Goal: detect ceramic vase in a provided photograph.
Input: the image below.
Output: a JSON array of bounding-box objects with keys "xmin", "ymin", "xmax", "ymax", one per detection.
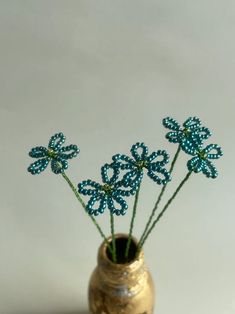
[{"xmin": 88, "ymin": 233, "xmax": 155, "ymax": 314}]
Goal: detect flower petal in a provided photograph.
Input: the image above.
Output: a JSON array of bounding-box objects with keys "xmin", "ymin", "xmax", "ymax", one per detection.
[
  {"xmin": 203, "ymin": 144, "xmax": 223, "ymax": 159},
  {"xmin": 146, "ymin": 150, "xmax": 169, "ymax": 167},
  {"xmin": 197, "ymin": 127, "xmax": 212, "ymax": 141},
  {"xmin": 29, "ymin": 146, "xmax": 48, "ymax": 158},
  {"xmin": 114, "ymin": 181, "xmax": 137, "ymax": 197},
  {"xmin": 181, "ymin": 137, "xmax": 200, "ymax": 155},
  {"xmin": 48, "ymin": 132, "xmax": 66, "ymax": 152},
  {"xmin": 51, "ymin": 157, "xmax": 68, "ymax": 174},
  {"xmin": 107, "ymin": 195, "xmax": 128, "ymax": 216},
  {"xmin": 131, "ymin": 142, "xmax": 148, "ymax": 161},
  {"xmin": 165, "ymin": 131, "xmax": 181, "ymax": 143},
  {"xmin": 147, "ymin": 166, "xmax": 171, "ymax": 185},
  {"xmin": 87, "ymin": 194, "xmax": 107, "ymax": 216},
  {"xmin": 78, "ymin": 180, "xmax": 102, "ymax": 196},
  {"xmin": 183, "ymin": 117, "xmax": 201, "ymax": 130},
  {"xmin": 27, "ymin": 158, "xmax": 50, "ymax": 175},
  {"xmin": 112, "ymin": 154, "xmax": 134, "ymax": 170},
  {"xmin": 59, "ymin": 144, "xmax": 79, "ymax": 159},
  {"xmin": 162, "ymin": 117, "xmax": 180, "ymax": 131},
  {"xmin": 202, "ymin": 160, "xmax": 218, "ymax": 178},
  {"xmin": 101, "ymin": 163, "xmax": 120, "ymax": 185},
  {"xmin": 187, "ymin": 156, "xmax": 205, "ymax": 173},
  {"xmin": 122, "ymin": 169, "xmax": 143, "ymax": 189}
]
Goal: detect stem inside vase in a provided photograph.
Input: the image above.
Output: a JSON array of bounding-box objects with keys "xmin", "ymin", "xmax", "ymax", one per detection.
[{"xmin": 106, "ymin": 236, "xmax": 138, "ymax": 264}]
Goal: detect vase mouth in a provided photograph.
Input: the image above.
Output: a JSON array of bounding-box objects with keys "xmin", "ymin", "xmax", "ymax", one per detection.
[{"xmin": 99, "ymin": 233, "xmax": 144, "ymax": 267}]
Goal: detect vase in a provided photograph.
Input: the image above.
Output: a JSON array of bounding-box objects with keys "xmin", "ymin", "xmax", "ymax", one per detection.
[{"xmin": 88, "ymin": 233, "xmax": 155, "ymax": 314}]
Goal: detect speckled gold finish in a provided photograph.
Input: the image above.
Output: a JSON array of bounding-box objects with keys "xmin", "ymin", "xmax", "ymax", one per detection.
[{"xmin": 88, "ymin": 234, "xmax": 155, "ymax": 314}]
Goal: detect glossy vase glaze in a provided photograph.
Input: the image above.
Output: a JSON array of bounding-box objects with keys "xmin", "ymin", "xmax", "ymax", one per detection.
[{"xmin": 88, "ymin": 234, "xmax": 155, "ymax": 314}]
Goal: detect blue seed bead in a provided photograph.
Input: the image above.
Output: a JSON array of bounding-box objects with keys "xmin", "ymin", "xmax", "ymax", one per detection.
[{"xmin": 112, "ymin": 154, "xmax": 121, "ymax": 161}]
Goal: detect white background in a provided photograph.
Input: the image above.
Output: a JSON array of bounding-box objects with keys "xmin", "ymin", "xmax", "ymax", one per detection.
[{"xmin": 0, "ymin": 1, "xmax": 234, "ymax": 314}]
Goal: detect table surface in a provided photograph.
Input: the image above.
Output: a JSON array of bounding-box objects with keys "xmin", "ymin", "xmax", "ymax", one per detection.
[{"xmin": 0, "ymin": 1, "xmax": 234, "ymax": 314}]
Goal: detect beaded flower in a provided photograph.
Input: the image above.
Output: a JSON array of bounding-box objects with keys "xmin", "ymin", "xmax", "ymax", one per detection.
[
  {"xmin": 163, "ymin": 117, "xmax": 211, "ymax": 155},
  {"xmin": 187, "ymin": 144, "xmax": 223, "ymax": 178},
  {"xmin": 112, "ymin": 142, "xmax": 171, "ymax": 190},
  {"xmin": 28, "ymin": 132, "xmax": 79, "ymax": 175},
  {"xmin": 78, "ymin": 163, "xmax": 136, "ymax": 216}
]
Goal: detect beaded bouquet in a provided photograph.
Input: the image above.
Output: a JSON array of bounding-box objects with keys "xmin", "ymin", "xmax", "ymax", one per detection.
[{"xmin": 27, "ymin": 117, "xmax": 223, "ymax": 263}]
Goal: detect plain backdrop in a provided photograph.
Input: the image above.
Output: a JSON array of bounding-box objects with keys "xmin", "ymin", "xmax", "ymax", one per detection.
[{"xmin": 0, "ymin": 1, "xmax": 234, "ymax": 314}]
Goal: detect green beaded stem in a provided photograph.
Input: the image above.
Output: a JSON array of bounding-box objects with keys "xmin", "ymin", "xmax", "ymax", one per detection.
[
  {"xmin": 61, "ymin": 172, "xmax": 112, "ymax": 254},
  {"xmin": 138, "ymin": 171, "xmax": 192, "ymax": 251},
  {"xmin": 125, "ymin": 185, "xmax": 141, "ymax": 259},
  {"xmin": 138, "ymin": 145, "xmax": 181, "ymax": 246},
  {"xmin": 110, "ymin": 211, "xmax": 117, "ymax": 263}
]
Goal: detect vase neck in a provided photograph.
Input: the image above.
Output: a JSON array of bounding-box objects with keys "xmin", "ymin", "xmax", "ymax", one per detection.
[{"xmin": 97, "ymin": 234, "xmax": 145, "ymax": 282}]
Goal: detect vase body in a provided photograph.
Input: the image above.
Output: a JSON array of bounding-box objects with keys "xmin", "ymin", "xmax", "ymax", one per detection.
[{"xmin": 88, "ymin": 234, "xmax": 155, "ymax": 314}]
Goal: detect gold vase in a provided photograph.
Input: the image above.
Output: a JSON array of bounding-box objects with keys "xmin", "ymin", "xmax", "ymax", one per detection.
[{"xmin": 88, "ymin": 234, "xmax": 155, "ymax": 314}]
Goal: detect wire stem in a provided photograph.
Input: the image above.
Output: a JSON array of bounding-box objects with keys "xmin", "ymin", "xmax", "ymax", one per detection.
[
  {"xmin": 61, "ymin": 172, "xmax": 112, "ymax": 254},
  {"xmin": 125, "ymin": 185, "xmax": 141, "ymax": 259},
  {"xmin": 110, "ymin": 212, "xmax": 117, "ymax": 263},
  {"xmin": 138, "ymin": 145, "xmax": 181, "ymax": 246},
  {"xmin": 138, "ymin": 171, "xmax": 192, "ymax": 251}
]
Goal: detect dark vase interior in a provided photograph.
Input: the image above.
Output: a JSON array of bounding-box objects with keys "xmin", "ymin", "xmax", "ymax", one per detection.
[{"xmin": 106, "ymin": 236, "xmax": 138, "ymax": 264}]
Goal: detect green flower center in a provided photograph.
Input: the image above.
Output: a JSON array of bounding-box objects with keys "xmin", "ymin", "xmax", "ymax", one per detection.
[
  {"xmin": 183, "ymin": 128, "xmax": 190, "ymax": 137},
  {"xmin": 135, "ymin": 160, "xmax": 148, "ymax": 169},
  {"xmin": 102, "ymin": 184, "xmax": 113, "ymax": 195},
  {"xmin": 47, "ymin": 148, "xmax": 58, "ymax": 158},
  {"xmin": 198, "ymin": 150, "xmax": 207, "ymax": 160}
]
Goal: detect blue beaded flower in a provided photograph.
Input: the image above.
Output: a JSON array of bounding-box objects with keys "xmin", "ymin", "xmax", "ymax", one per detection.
[
  {"xmin": 28, "ymin": 132, "xmax": 79, "ymax": 175},
  {"xmin": 163, "ymin": 117, "xmax": 211, "ymax": 155},
  {"xmin": 78, "ymin": 164, "xmax": 136, "ymax": 216},
  {"xmin": 187, "ymin": 144, "xmax": 223, "ymax": 178},
  {"xmin": 112, "ymin": 142, "xmax": 171, "ymax": 190}
]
